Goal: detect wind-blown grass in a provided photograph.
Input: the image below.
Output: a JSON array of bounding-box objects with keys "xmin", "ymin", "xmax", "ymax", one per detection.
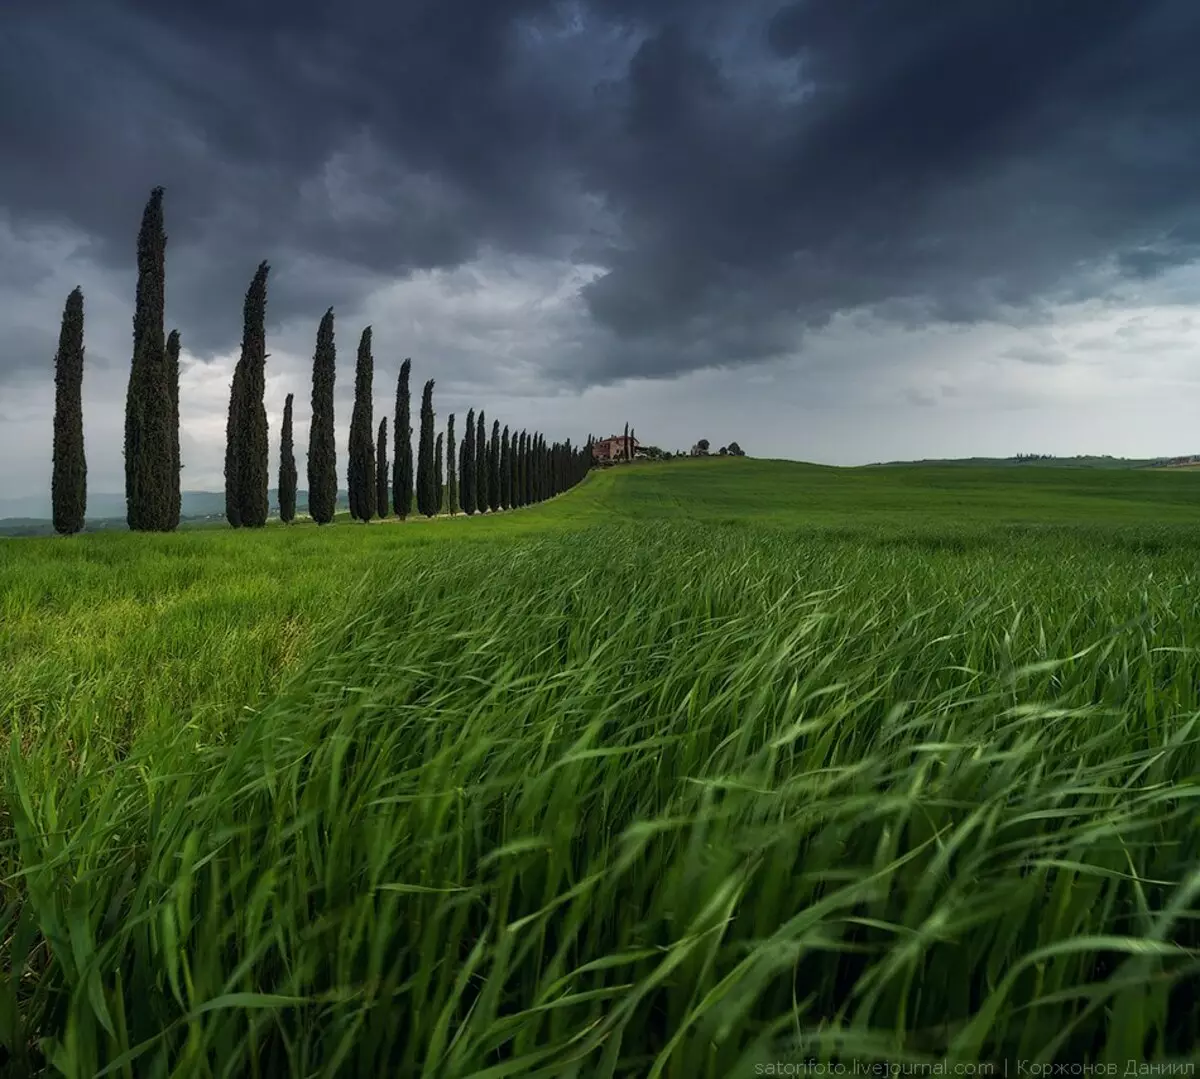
[{"xmin": 5, "ymin": 488, "xmax": 1200, "ymax": 1075}]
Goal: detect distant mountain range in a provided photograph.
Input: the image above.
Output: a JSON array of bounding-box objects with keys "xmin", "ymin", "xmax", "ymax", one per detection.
[{"xmin": 0, "ymin": 490, "xmax": 351, "ymax": 537}]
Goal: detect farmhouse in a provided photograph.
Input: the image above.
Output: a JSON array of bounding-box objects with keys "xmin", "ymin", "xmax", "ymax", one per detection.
[{"xmin": 592, "ymin": 434, "xmax": 640, "ymax": 462}]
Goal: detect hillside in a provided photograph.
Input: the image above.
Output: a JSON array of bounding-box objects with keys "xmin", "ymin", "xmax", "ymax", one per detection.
[
  {"xmin": 3, "ymin": 458, "xmax": 1199, "ymax": 1071},
  {"xmin": 865, "ymin": 454, "xmax": 1161, "ymax": 469}
]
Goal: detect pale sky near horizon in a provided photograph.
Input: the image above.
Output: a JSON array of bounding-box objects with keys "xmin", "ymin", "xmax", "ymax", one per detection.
[{"xmin": 3, "ymin": 1, "xmax": 1200, "ymax": 499}]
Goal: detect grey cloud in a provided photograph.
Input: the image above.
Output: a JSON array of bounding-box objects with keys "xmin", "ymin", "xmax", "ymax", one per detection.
[
  {"xmin": 1001, "ymin": 346, "xmax": 1069, "ymax": 367},
  {"xmin": 0, "ymin": 0, "xmax": 1199, "ymax": 390}
]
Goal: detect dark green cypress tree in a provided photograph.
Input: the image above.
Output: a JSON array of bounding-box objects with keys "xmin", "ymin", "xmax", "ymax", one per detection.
[
  {"xmin": 521, "ymin": 431, "xmax": 530, "ymax": 507},
  {"xmin": 511, "ymin": 427, "xmax": 520, "ymax": 508},
  {"xmin": 52, "ymin": 287, "xmax": 86, "ymax": 535},
  {"xmin": 517, "ymin": 430, "xmax": 527, "ymax": 507},
  {"xmin": 224, "ymin": 360, "xmax": 245, "ymax": 528},
  {"xmin": 278, "ymin": 392, "xmax": 297, "ymax": 523},
  {"xmin": 393, "ymin": 358, "xmax": 412, "ymax": 519},
  {"xmin": 462, "ymin": 408, "xmax": 476, "ymax": 515},
  {"xmin": 125, "ymin": 186, "xmax": 169, "ymax": 531},
  {"xmin": 623, "ymin": 422, "xmax": 630, "ymax": 463},
  {"xmin": 532, "ymin": 434, "xmax": 540, "ymax": 502},
  {"xmin": 225, "ymin": 367, "xmax": 243, "ymax": 528},
  {"xmin": 236, "ymin": 261, "xmax": 271, "ymax": 528},
  {"xmin": 434, "ymin": 432, "xmax": 444, "ymax": 514},
  {"xmin": 475, "ymin": 410, "xmax": 488, "ymax": 513},
  {"xmin": 488, "ymin": 419, "xmax": 501, "ymax": 512},
  {"xmin": 458, "ymin": 436, "xmax": 469, "ymax": 514},
  {"xmin": 165, "ymin": 330, "xmax": 181, "ymax": 529},
  {"xmin": 416, "ymin": 379, "xmax": 437, "ymax": 517},
  {"xmin": 500, "ymin": 425, "xmax": 511, "ymax": 510},
  {"xmin": 348, "ymin": 327, "xmax": 375, "ymax": 521},
  {"xmin": 447, "ymin": 414, "xmax": 457, "ymax": 517},
  {"xmin": 376, "ymin": 417, "xmax": 390, "ymax": 519},
  {"xmin": 307, "ymin": 309, "xmax": 337, "ymax": 525},
  {"xmin": 522, "ymin": 431, "xmax": 531, "ymax": 505}
]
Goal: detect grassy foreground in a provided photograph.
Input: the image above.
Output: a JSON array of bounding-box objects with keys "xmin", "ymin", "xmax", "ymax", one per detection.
[{"xmin": 3, "ymin": 460, "xmax": 1200, "ymax": 1075}]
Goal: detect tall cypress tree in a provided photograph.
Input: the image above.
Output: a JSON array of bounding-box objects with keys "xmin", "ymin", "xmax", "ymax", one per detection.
[
  {"xmin": 623, "ymin": 422, "xmax": 630, "ymax": 462},
  {"xmin": 462, "ymin": 408, "xmax": 476, "ymax": 515},
  {"xmin": 526, "ymin": 432, "xmax": 535, "ymax": 505},
  {"xmin": 236, "ymin": 261, "xmax": 271, "ymax": 528},
  {"xmin": 125, "ymin": 186, "xmax": 170, "ymax": 531},
  {"xmin": 459, "ymin": 436, "xmax": 469, "ymax": 515},
  {"xmin": 376, "ymin": 417, "xmax": 390, "ymax": 519},
  {"xmin": 416, "ymin": 378, "xmax": 437, "ymax": 517},
  {"xmin": 393, "ymin": 358, "xmax": 412, "ymax": 519},
  {"xmin": 224, "ymin": 359, "xmax": 245, "ymax": 528},
  {"xmin": 307, "ymin": 309, "xmax": 337, "ymax": 525},
  {"xmin": 52, "ymin": 287, "xmax": 86, "ymax": 535},
  {"xmin": 447, "ymin": 414, "xmax": 457, "ymax": 517},
  {"xmin": 165, "ymin": 329, "xmax": 181, "ymax": 529},
  {"xmin": 434, "ymin": 432, "xmax": 444, "ymax": 514},
  {"xmin": 347, "ymin": 327, "xmax": 375, "ymax": 521},
  {"xmin": 516, "ymin": 429, "xmax": 525, "ymax": 511},
  {"xmin": 279, "ymin": 392, "xmax": 297, "ymax": 523},
  {"xmin": 488, "ymin": 419, "xmax": 501, "ymax": 512},
  {"xmin": 475, "ymin": 410, "xmax": 487, "ymax": 514},
  {"xmin": 500, "ymin": 425, "xmax": 511, "ymax": 510}
]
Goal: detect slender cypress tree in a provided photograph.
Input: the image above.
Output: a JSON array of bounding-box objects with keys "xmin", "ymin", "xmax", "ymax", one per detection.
[
  {"xmin": 125, "ymin": 186, "xmax": 170, "ymax": 531},
  {"xmin": 52, "ymin": 287, "xmax": 86, "ymax": 535},
  {"xmin": 459, "ymin": 436, "xmax": 469, "ymax": 514},
  {"xmin": 475, "ymin": 410, "xmax": 488, "ymax": 513},
  {"xmin": 236, "ymin": 261, "xmax": 271, "ymax": 528},
  {"xmin": 522, "ymin": 431, "xmax": 531, "ymax": 505},
  {"xmin": 487, "ymin": 419, "xmax": 500, "ymax": 512},
  {"xmin": 630, "ymin": 427, "xmax": 636, "ymax": 462},
  {"xmin": 307, "ymin": 309, "xmax": 337, "ymax": 524},
  {"xmin": 462, "ymin": 408, "xmax": 476, "ymax": 514},
  {"xmin": 500, "ymin": 425, "xmax": 511, "ymax": 510},
  {"xmin": 278, "ymin": 392, "xmax": 297, "ymax": 523},
  {"xmin": 393, "ymin": 358, "xmax": 412, "ymax": 519},
  {"xmin": 434, "ymin": 432, "xmax": 444, "ymax": 514},
  {"xmin": 416, "ymin": 379, "xmax": 437, "ymax": 517},
  {"xmin": 519, "ymin": 431, "xmax": 528, "ymax": 508},
  {"xmin": 511, "ymin": 430, "xmax": 520, "ymax": 508},
  {"xmin": 224, "ymin": 360, "xmax": 245, "ymax": 527},
  {"xmin": 447, "ymin": 414, "xmax": 457, "ymax": 517},
  {"xmin": 527, "ymin": 433, "xmax": 536, "ymax": 505},
  {"xmin": 347, "ymin": 327, "xmax": 375, "ymax": 521},
  {"xmin": 376, "ymin": 417, "xmax": 390, "ymax": 518},
  {"xmin": 165, "ymin": 330, "xmax": 181, "ymax": 529},
  {"xmin": 623, "ymin": 422, "xmax": 630, "ymax": 462}
]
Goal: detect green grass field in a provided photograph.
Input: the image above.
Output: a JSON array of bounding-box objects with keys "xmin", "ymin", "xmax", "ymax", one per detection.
[{"xmin": 3, "ymin": 459, "xmax": 1200, "ymax": 1076}]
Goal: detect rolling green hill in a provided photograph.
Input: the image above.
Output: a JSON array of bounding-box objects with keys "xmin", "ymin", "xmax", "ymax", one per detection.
[{"xmin": 3, "ymin": 459, "xmax": 1199, "ymax": 1073}]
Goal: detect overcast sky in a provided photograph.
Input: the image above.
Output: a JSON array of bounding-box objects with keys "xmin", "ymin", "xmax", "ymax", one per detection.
[{"xmin": 3, "ymin": 0, "xmax": 1200, "ymax": 501}]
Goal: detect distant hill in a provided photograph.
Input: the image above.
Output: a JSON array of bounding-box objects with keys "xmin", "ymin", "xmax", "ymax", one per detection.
[
  {"xmin": 0, "ymin": 490, "xmax": 352, "ymax": 537},
  {"xmin": 864, "ymin": 455, "xmax": 1168, "ymax": 470}
]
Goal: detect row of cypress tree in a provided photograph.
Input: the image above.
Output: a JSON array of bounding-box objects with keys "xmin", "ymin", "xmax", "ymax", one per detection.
[
  {"xmin": 286, "ymin": 310, "xmax": 593, "ymax": 524},
  {"xmin": 49, "ymin": 186, "xmax": 595, "ymax": 535}
]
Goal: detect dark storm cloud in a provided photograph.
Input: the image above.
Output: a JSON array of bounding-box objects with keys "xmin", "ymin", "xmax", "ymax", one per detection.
[{"xmin": 1, "ymin": 0, "xmax": 1199, "ymax": 382}]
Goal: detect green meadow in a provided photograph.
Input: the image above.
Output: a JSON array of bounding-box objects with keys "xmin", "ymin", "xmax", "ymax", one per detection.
[{"xmin": 3, "ymin": 459, "xmax": 1200, "ymax": 1076}]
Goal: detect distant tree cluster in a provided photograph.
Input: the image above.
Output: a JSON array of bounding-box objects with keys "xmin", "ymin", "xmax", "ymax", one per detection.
[{"xmin": 49, "ymin": 186, "xmax": 596, "ymax": 534}]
